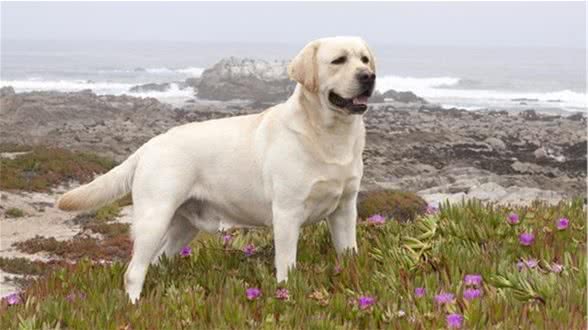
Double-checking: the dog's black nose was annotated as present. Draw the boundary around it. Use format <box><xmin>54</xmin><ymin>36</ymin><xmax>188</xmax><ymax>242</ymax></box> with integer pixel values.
<box><xmin>357</xmin><ymin>72</ymin><xmax>376</xmax><ymax>84</ymax></box>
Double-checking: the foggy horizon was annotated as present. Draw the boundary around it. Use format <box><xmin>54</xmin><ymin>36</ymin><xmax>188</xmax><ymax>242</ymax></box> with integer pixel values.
<box><xmin>1</xmin><ymin>2</ymin><xmax>586</xmax><ymax>49</ymax></box>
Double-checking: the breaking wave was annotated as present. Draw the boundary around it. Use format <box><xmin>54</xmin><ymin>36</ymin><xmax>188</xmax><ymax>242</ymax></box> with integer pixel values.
<box><xmin>377</xmin><ymin>75</ymin><xmax>586</xmax><ymax>112</ymax></box>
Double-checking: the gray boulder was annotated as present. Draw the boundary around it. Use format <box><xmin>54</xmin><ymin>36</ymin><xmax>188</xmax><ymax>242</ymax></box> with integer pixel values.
<box><xmin>369</xmin><ymin>91</ymin><xmax>385</xmax><ymax>103</ymax></box>
<box><xmin>129</xmin><ymin>83</ymin><xmax>171</xmax><ymax>93</ymax></box>
<box><xmin>382</xmin><ymin>89</ymin><xmax>427</xmax><ymax>103</ymax></box>
<box><xmin>0</xmin><ymin>86</ymin><xmax>15</xmax><ymax>97</ymax></box>
<box><xmin>196</xmin><ymin>57</ymin><xmax>296</xmax><ymax>102</ymax></box>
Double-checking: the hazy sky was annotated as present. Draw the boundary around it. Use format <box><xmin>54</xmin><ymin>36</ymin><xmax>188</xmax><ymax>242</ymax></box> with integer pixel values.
<box><xmin>1</xmin><ymin>1</ymin><xmax>586</xmax><ymax>48</ymax></box>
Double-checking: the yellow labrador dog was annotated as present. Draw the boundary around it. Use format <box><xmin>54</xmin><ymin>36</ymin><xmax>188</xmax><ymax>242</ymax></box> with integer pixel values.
<box><xmin>58</xmin><ymin>36</ymin><xmax>376</xmax><ymax>302</ymax></box>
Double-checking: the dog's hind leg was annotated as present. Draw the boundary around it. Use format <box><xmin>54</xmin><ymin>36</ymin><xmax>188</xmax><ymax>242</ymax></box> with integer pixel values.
<box><xmin>124</xmin><ymin>203</ymin><xmax>176</xmax><ymax>303</ymax></box>
<box><xmin>151</xmin><ymin>213</ymin><xmax>199</xmax><ymax>264</ymax></box>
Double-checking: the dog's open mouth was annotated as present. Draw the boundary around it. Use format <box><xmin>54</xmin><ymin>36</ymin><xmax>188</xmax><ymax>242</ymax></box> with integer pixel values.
<box><xmin>328</xmin><ymin>89</ymin><xmax>371</xmax><ymax>114</ymax></box>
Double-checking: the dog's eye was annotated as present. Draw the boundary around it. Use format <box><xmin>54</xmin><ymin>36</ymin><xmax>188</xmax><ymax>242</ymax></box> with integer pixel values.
<box><xmin>361</xmin><ymin>56</ymin><xmax>370</xmax><ymax>64</ymax></box>
<box><xmin>331</xmin><ymin>56</ymin><xmax>347</xmax><ymax>65</ymax></box>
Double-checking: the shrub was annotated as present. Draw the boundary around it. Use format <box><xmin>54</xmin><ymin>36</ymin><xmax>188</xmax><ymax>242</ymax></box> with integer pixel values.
<box><xmin>0</xmin><ymin>145</ymin><xmax>116</xmax><ymax>192</ymax></box>
<box><xmin>357</xmin><ymin>190</ymin><xmax>427</xmax><ymax>222</ymax></box>
<box><xmin>5</xmin><ymin>207</ymin><xmax>25</xmax><ymax>218</ymax></box>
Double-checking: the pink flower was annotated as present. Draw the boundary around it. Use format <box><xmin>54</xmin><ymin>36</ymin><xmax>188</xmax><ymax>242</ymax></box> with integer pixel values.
<box><xmin>243</xmin><ymin>244</ymin><xmax>256</xmax><ymax>257</ymax></box>
<box><xmin>519</xmin><ymin>232</ymin><xmax>535</xmax><ymax>246</ymax></box>
<box><xmin>435</xmin><ymin>292</ymin><xmax>455</xmax><ymax>305</ymax></box>
<box><xmin>507</xmin><ymin>213</ymin><xmax>519</xmax><ymax>224</ymax></box>
<box><xmin>357</xmin><ymin>296</ymin><xmax>376</xmax><ymax>310</ymax></box>
<box><xmin>367</xmin><ymin>214</ymin><xmax>385</xmax><ymax>224</ymax></box>
<box><xmin>556</xmin><ymin>218</ymin><xmax>569</xmax><ymax>230</ymax></box>
<box><xmin>446</xmin><ymin>313</ymin><xmax>464</xmax><ymax>329</ymax></box>
<box><xmin>4</xmin><ymin>292</ymin><xmax>21</xmax><ymax>305</ymax></box>
<box><xmin>275</xmin><ymin>288</ymin><xmax>289</xmax><ymax>300</ymax></box>
<box><xmin>463</xmin><ymin>288</ymin><xmax>482</xmax><ymax>301</ymax></box>
<box><xmin>414</xmin><ymin>287</ymin><xmax>426</xmax><ymax>298</ymax></box>
<box><xmin>246</xmin><ymin>287</ymin><xmax>262</xmax><ymax>300</ymax></box>
<box><xmin>464</xmin><ymin>274</ymin><xmax>482</xmax><ymax>287</ymax></box>
<box><xmin>180</xmin><ymin>246</ymin><xmax>192</xmax><ymax>257</ymax></box>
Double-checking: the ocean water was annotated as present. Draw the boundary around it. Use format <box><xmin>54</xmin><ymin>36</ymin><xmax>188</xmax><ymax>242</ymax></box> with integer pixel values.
<box><xmin>1</xmin><ymin>40</ymin><xmax>585</xmax><ymax>112</ymax></box>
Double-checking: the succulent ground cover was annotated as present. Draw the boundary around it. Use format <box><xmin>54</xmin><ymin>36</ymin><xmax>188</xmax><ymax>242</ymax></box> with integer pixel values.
<box><xmin>2</xmin><ymin>198</ymin><xmax>585</xmax><ymax>329</ymax></box>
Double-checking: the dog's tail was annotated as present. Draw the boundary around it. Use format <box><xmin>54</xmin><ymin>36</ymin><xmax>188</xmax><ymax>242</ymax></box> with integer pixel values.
<box><xmin>57</xmin><ymin>149</ymin><xmax>141</xmax><ymax>211</ymax></box>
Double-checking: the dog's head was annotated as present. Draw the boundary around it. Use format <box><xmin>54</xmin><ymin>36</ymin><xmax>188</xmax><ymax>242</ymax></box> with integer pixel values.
<box><xmin>288</xmin><ymin>37</ymin><xmax>376</xmax><ymax>115</ymax></box>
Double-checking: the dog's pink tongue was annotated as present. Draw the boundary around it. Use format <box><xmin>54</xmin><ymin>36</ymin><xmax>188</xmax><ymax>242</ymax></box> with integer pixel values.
<box><xmin>352</xmin><ymin>96</ymin><xmax>369</xmax><ymax>105</ymax></box>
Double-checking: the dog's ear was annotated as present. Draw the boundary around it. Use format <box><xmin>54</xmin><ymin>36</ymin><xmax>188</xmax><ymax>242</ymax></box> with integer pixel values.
<box><xmin>362</xmin><ymin>39</ymin><xmax>376</xmax><ymax>73</ymax></box>
<box><xmin>288</xmin><ymin>40</ymin><xmax>320</xmax><ymax>93</ymax></box>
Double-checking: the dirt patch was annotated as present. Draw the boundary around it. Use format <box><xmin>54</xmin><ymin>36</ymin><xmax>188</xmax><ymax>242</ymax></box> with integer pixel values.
<box><xmin>0</xmin><ymin>186</ymin><xmax>133</xmax><ymax>298</ymax></box>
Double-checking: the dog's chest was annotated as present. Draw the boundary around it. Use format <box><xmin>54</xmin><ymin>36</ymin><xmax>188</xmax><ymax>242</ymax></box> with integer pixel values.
<box><xmin>303</xmin><ymin>165</ymin><xmax>360</xmax><ymax>223</ymax></box>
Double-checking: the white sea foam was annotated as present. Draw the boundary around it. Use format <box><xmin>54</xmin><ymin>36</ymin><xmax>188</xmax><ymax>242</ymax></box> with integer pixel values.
<box><xmin>95</xmin><ymin>66</ymin><xmax>205</xmax><ymax>77</ymax></box>
<box><xmin>377</xmin><ymin>75</ymin><xmax>587</xmax><ymax>112</ymax></box>
<box><xmin>144</xmin><ymin>67</ymin><xmax>204</xmax><ymax>76</ymax></box>
<box><xmin>2</xmin><ymin>74</ymin><xmax>585</xmax><ymax>111</ymax></box>
<box><xmin>1</xmin><ymin>79</ymin><xmax>134</xmax><ymax>95</ymax></box>
<box><xmin>126</xmin><ymin>83</ymin><xmax>194</xmax><ymax>99</ymax></box>
<box><xmin>0</xmin><ymin>80</ymin><xmax>195</xmax><ymax>103</ymax></box>
<box><xmin>176</xmin><ymin>67</ymin><xmax>205</xmax><ymax>76</ymax></box>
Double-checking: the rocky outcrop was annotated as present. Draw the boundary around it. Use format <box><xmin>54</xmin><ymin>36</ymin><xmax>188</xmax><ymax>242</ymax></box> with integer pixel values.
<box><xmin>382</xmin><ymin>89</ymin><xmax>427</xmax><ymax>103</ymax></box>
<box><xmin>183</xmin><ymin>77</ymin><xmax>201</xmax><ymax>91</ymax></box>
<box><xmin>196</xmin><ymin>57</ymin><xmax>296</xmax><ymax>102</ymax></box>
<box><xmin>0</xmin><ymin>89</ymin><xmax>264</xmax><ymax>161</ymax></box>
<box><xmin>362</xmin><ymin>103</ymin><xmax>586</xmax><ymax>200</ymax></box>
<box><xmin>129</xmin><ymin>83</ymin><xmax>171</xmax><ymax>93</ymax></box>
<box><xmin>0</xmin><ymin>86</ymin><xmax>15</xmax><ymax>97</ymax></box>
<box><xmin>369</xmin><ymin>91</ymin><xmax>386</xmax><ymax>103</ymax></box>
<box><xmin>0</xmin><ymin>89</ymin><xmax>585</xmax><ymax>203</ymax></box>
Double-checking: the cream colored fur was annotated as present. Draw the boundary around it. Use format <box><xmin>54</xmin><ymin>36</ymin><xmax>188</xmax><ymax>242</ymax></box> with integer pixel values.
<box><xmin>57</xmin><ymin>36</ymin><xmax>376</xmax><ymax>302</ymax></box>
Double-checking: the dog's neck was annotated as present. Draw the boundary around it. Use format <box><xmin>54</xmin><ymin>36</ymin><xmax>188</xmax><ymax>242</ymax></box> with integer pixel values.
<box><xmin>289</xmin><ymin>85</ymin><xmax>363</xmax><ymax>136</ymax></box>
<box><xmin>284</xmin><ymin>85</ymin><xmax>365</xmax><ymax>164</ymax></box>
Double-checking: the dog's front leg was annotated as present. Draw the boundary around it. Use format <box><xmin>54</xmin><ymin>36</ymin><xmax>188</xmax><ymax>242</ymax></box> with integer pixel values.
<box><xmin>327</xmin><ymin>193</ymin><xmax>358</xmax><ymax>254</ymax></box>
<box><xmin>272</xmin><ymin>206</ymin><xmax>303</xmax><ymax>282</ymax></box>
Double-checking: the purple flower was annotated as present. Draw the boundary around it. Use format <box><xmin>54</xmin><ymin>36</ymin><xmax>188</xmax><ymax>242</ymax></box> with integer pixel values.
<box><xmin>519</xmin><ymin>232</ymin><xmax>535</xmax><ymax>246</ymax></box>
<box><xmin>222</xmin><ymin>233</ymin><xmax>233</xmax><ymax>246</ymax></box>
<box><xmin>507</xmin><ymin>213</ymin><xmax>520</xmax><ymax>224</ymax></box>
<box><xmin>435</xmin><ymin>292</ymin><xmax>455</xmax><ymax>305</ymax></box>
<box><xmin>275</xmin><ymin>288</ymin><xmax>289</xmax><ymax>300</ymax></box>
<box><xmin>367</xmin><ymin>214</ymin><xmax>385</xmax><ymax>225</ymax></box>
<box><xmin>551</xmin><ymin>263</ymin><xmax>564</xmax><ymax>273</ymax></box>
<box><xmin>358</xmin><ymin>296</ymin><xmax>376</xmax><ymax>310</ymax></box>
<box><xmin>556</xmin><ymin>217</ymin><xmax>569</xmax><ymax>230</ymax></box>
<box><xmin>517</xmin><ymin>258</ymin><xmax>539</xmax><ymax>271</ymax></box>
<box><xmin>243</xmin><ymin>244</ymin><xmax>256</xmax><ymax>257</ymax></box>
<box><xmin>426</xmin><ymin>204</ymin><xmax>439</xmax><ymax>214</ymax></box>
<box><xmin>180</xmin><ymin>246</ymin><xmax>192</xmax><ymax>257</ymax></box>
<box><xmin>446</xmin><ymin>313</ymin><xmax>464</xmax><ymax>329</ymax></box>
<box><xmin>4</xmin><ymin>292</ymin><xmax>21</xmax><ymax>305</ymax></box>
<box><xmin>463</xmin><ymin>288</ymin><xmax>482</xmax><ymax>301</ymax></box>
<box><xmin>66</xmin><ymin>292</ymin><xmax>77</xmax><ymax>302</ymax></box>
<box><xmin>464</xmin><ymin>274</ymin><xmax>482</xmax><ymax>287</ymax></box>
<box><xmin>523</xmin><ymin>258</ymin><xmax>538</xmax><ymax>269</ymax></box>
<box><xmin>246</xmin><ymin>287</ymin><xmax>262</xmax><ymax>300</ymax></box>
<box><xmin>414</xmin><ymin>287</ymin><xmax>426</xmax><ymax>298</ymax></box>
